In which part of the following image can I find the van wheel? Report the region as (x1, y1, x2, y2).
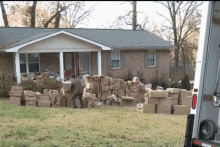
(199, 119, 217, 140)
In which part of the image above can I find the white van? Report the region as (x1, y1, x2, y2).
(184, 1, 220, 147)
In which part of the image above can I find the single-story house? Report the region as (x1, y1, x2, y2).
(0, 27, 176, 84)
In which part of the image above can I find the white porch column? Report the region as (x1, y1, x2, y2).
(15, 52, 21, 84)
(59, 52, 64, 82)
(97, 51, 102, 75)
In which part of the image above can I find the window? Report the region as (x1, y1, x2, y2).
(147, 51, 156, 67)
(111, 50, 120, 68)
(19, 53, 40, 73)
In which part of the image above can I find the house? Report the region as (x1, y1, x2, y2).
(0, 27, 176, 84)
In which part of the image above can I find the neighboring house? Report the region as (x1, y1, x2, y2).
(0, 27, 176, 84)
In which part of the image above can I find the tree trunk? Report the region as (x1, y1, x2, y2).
(182, 47, 187, 75)
(132, 1, 137, 30)
(0, 1, 9, 27)
(54, 1, 60, 28)
(31, 1, 37, 28)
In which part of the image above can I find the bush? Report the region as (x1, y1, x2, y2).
(170, 81, 181, 88)
(150, 70, 169, 90)
(181, 74, 191, 90)
(0, 74, 16, 97)
(124, 69, 133, 81)
(37, 78, 63, 93)
(21, 80, 41, 92)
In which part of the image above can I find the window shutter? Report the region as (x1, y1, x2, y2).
(107, 51, 111, 70)
(144, 50, 148, 68)
(120, 50, 125, 69)
(156, 50, 158, 67)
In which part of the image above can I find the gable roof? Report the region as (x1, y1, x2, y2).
(0, 27, 176, 52)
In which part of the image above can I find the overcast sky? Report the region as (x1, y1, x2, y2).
(0, 1, 203, 29)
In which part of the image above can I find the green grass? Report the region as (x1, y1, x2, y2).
(0, 98, 187, 147)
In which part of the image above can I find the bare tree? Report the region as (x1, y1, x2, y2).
(0, 1, 9, 27)
(60, 1, 95, 28)
(54, 1, 61, 28)
(31, 1, 37, 28)
(155, 1, 203, 69)
(132, 1, 137, 30)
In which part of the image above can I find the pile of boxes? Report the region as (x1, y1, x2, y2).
(83, 75, 145, 107)
(137, 88, 193, 115)
(9, 85, 23, 106)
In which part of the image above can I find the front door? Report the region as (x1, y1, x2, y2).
(64, 53, 74, 77)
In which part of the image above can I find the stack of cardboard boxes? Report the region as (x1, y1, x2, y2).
(23, 90, 37, 107)
(9, 85, 23, 106)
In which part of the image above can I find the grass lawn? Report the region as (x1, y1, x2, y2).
(0, 98, 187, 147)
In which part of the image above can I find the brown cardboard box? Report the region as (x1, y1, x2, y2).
(125, 89, 130, 96)
(130, 92, 138, 98)
(60, 99, 67, 107)
(101, 76, 111, 85)
(24, 90, 37, 101)
(171, 99, 178, 105)
(43, 89, 49, 96)
(157, 105, 171, 114)
(118, 89, 125, 97)
(159, 97, 171, 106)
(86, 83, 94, 90)
(148, 97, 160, 105)
(112, 102, 120, 107)
(37, 100, 50, 107)
(48, 90, 59, 97)
(25, 100, 36, 107)
(166, 88, 180, 94)
(56, 97, 61, 105)
(132, 77, 140, 83)
(120, 99, 136, 107)
(24, 95, 37, 101)
(67, 99, 74, 107)
(179, 96, 192, 107)
(37, 95, 49, 101)
(64, 91, 74, 99)
(149, 90, 168, 98)
(62, 82, 72, 91)
(51, 93, 60, 101)
(188, 91, 193, 96)
(170, 93, 179, 100)
(179, 89, 188, 99)
(9, 90, 23, 97)
(11, 85, 23, 91)
(143, 104, 156, 113)
(9, 98, 21, 106)
(145, 94, 148, 104)
(172, 105, 189, 115)
(51, 100, 55, 105)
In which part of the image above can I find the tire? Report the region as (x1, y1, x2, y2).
(199, 119, 217, 140)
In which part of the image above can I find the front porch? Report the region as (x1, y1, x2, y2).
(14, 51, 102, 84)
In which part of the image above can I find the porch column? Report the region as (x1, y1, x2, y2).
(59, 52, 64, 82)
(15, 52, 21, 84)
(97, 51, 102, 75)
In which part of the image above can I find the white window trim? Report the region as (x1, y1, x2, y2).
(111, 50, 121, 69)
(20, 53, 41, 74)
(147, 50, 156, 68)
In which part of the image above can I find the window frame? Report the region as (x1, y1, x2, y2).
(111, 50, 121, 69)
(147, 50, 156, 68)
(20, 53, 41, 74)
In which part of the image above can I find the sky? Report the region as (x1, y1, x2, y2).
(0, 1, 203, 29)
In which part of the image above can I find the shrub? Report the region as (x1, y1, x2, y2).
(150, 70, 160, 90)
(170, 81, 181, 88)
(21, 80, 41, 92)
(181, 74, 191, 90)
(0, 74, 16, 97)
(37, 78, 63, 93)
(124, 69, 133, 81)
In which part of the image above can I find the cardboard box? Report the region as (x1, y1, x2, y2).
(179, 89, 188, 99)
(86, 83, 94, 90)
(9, 98, 21, 106)
(64, 91, 74, 99)
(188, 91, 193, 96)
(120, 99, 136, 107)
(9, 90, 22, 97)
(140, 85, 145, 92)
(56, 97, 61, 105)
(101, 76, 111, 85)
(145, 95, 148, 104)
(25, 100, 36, 107)
(62, 82, 72, 91)
(132, 77, 140, 83)
(37, 95, 49, 101)
(166, 88, 180, 94)
(51, 93, 60, 101)
(170, 93, 179, 100)
(149, 90, 168, 98)
(159, 97, 171, 106)
(143, 104, 156, 113)
(179, 96, 192, 107)
(157, 105, 171, 114)
(43, 89, 49, 96)
(125, 89, 130, 96)
(112, 102, 120, 107)
(148, 97, 160, 105)
(11, 85, 23, 91)
(67, 99, 74, 107)
(130, 92, 138, 98)
(118, 89, 125, 97)
(60, 99, 67, 107)
(37, 100, 50, 107)
(172, 105, 189, 115)
(121, 96, 135, 100)
(171, 99, 178, 105)
(48, 90, 59, 97)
